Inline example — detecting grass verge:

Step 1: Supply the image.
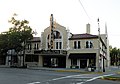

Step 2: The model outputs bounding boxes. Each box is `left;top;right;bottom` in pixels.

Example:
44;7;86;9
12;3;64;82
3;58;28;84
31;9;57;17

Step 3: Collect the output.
100;76;120;81
55;70;103;74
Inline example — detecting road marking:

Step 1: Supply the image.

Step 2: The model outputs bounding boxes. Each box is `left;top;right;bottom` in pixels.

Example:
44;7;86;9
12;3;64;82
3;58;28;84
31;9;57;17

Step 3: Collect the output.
86;74;114;82
27;74;114;84
76;74;114;84
27;74;84;84
27;82;40;84
51;74;85;81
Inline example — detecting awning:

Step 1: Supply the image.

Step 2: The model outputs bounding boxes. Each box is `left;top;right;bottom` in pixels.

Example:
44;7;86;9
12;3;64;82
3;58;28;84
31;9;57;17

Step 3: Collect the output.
69;53;96;59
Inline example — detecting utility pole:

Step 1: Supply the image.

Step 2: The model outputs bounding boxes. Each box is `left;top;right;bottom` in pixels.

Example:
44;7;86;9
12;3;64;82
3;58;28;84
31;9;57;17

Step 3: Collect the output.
97;18;101;72
97;18;105;72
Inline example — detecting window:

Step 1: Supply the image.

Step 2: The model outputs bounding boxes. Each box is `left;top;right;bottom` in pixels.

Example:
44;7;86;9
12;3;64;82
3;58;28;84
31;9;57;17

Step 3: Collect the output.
55;42;62;49
37;43;39;49
86;41;89;48
34;43;39;50
54;31;61;39
86;41;93;48
25;55;38;62
59;42;62;49
47;30;62;50
74;41;81;49
71;59;77;66
56;42;58;49
78;41;81;49
27;44;31;50
90;41;93;48
74;41;77;49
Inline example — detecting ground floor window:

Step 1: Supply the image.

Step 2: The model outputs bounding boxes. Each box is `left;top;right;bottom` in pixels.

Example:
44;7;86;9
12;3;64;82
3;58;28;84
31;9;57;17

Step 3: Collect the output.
43;56;66;68
71;59;77;66
25;55;38;62
89;59;96;66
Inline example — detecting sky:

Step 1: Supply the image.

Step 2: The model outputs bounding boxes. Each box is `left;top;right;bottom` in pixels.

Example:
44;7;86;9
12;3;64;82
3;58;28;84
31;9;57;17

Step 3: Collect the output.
0;0;120;48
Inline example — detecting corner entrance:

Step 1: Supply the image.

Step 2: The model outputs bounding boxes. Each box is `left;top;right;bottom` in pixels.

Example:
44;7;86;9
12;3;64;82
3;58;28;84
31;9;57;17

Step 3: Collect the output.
80;59;87;68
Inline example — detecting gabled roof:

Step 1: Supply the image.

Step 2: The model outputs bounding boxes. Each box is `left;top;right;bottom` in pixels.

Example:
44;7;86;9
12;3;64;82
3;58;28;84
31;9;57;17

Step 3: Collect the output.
69;33;98;40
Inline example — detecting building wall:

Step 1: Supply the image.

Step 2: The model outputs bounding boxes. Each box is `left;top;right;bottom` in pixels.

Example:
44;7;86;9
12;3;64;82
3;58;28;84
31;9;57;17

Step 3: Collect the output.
23;22;109;71
69;38;99;50
41;23;68;50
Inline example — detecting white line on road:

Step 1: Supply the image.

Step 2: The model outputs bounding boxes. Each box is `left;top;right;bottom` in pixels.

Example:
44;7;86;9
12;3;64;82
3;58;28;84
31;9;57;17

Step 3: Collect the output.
86;74;114;82
27;74;84;84
52;74;85;81
27;82;41;84
27;74;114;84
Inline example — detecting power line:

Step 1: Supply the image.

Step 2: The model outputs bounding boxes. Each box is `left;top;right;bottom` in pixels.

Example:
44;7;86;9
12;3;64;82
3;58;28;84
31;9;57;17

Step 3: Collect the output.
78;0;90;20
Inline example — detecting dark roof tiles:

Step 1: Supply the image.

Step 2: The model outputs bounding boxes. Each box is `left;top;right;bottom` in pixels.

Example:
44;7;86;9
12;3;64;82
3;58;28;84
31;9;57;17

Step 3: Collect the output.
69;33;98;40
28;37;40;42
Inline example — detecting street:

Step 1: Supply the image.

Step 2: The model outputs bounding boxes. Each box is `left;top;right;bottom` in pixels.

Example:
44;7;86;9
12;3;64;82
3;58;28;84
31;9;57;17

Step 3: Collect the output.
0;68;119;84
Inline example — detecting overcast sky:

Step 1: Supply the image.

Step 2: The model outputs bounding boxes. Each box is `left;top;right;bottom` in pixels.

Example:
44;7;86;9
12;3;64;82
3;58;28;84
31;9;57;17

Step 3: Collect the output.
0;0;120;48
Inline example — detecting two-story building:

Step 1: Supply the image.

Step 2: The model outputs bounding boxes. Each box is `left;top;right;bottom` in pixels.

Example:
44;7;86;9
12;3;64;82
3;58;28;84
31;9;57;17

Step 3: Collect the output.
6;14;110;72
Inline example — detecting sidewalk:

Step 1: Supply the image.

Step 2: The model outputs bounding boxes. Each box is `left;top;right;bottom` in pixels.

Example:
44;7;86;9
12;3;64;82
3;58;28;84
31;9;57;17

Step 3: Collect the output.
27;66;88;73
27;66;120;74
0;65;119;74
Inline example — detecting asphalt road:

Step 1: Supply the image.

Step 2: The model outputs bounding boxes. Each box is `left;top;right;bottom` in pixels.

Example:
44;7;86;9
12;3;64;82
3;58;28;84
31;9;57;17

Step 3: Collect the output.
0;68;119;84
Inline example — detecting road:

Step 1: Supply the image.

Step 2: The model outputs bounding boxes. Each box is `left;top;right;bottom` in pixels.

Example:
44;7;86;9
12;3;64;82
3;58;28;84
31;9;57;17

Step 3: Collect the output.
0;68;119;84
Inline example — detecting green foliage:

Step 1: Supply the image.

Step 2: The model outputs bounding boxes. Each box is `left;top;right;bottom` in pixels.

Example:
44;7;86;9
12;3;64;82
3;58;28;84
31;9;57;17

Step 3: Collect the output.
0;15;33;54
110;46;120;66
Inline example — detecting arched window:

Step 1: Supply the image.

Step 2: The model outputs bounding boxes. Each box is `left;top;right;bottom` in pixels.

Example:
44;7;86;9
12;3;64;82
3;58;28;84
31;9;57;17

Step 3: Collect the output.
54;31;61;39
46;30;63;49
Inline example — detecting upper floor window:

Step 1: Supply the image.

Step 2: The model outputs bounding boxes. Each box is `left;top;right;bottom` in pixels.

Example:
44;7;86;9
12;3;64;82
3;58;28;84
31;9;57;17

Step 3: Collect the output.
34;43;39;50
47;30;62;49
74;41;81;49
74;41;77;49
78;41;81;49
55;42;62;49
27;44;31;50
86;41;93;48
54;31;61;39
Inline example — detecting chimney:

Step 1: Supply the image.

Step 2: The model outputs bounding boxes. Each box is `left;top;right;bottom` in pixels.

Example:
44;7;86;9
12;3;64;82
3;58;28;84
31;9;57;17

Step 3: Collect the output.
86;23;90;34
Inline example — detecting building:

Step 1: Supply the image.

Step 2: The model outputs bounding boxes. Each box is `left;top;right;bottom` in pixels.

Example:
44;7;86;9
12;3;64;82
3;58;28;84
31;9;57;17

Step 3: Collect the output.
6;14;110;71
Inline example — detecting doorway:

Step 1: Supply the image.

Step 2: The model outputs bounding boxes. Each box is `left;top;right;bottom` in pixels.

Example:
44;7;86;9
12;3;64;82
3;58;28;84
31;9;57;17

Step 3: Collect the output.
80;59;87;68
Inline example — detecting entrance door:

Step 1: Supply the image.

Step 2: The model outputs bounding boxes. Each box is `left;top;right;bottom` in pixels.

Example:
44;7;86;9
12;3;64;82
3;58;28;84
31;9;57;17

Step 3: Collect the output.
51;58;58;68
80;59;87;68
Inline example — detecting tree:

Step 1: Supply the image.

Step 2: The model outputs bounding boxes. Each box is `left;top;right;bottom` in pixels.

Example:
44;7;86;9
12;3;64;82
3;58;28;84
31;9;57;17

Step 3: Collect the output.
8;14;33;52
0;33;9;64
110;46;120;66
0;14;33;65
